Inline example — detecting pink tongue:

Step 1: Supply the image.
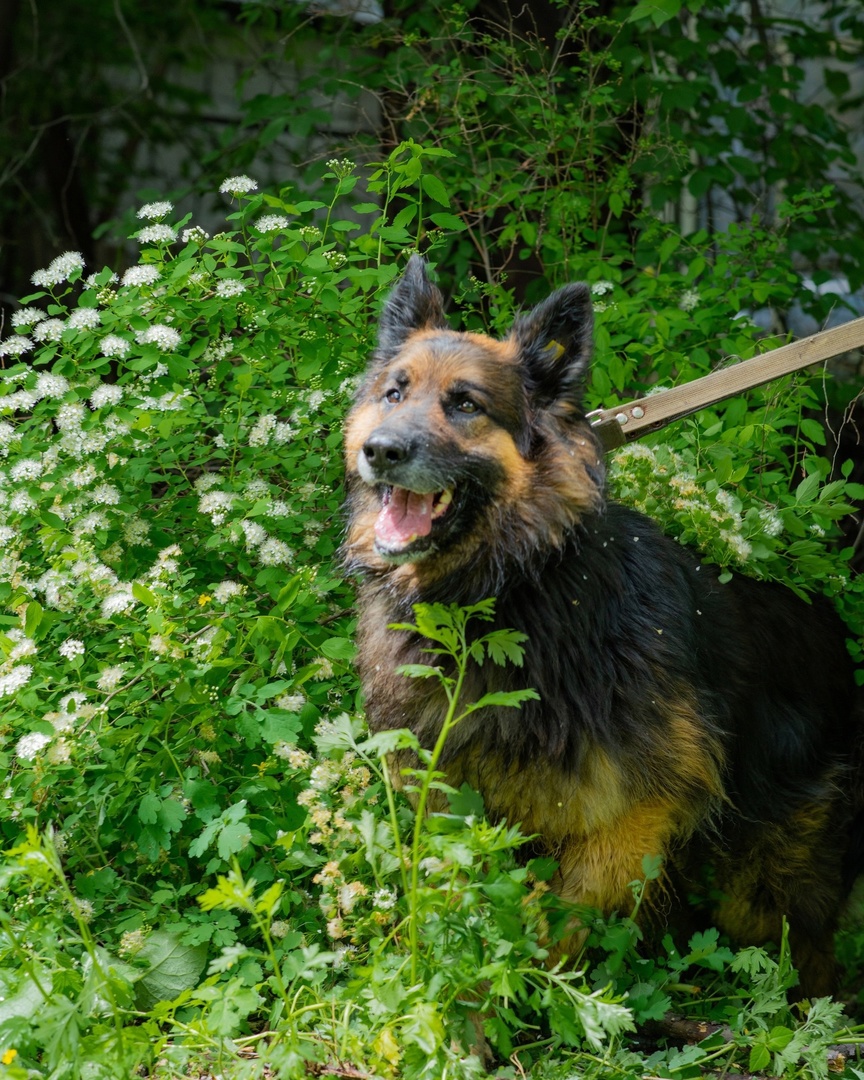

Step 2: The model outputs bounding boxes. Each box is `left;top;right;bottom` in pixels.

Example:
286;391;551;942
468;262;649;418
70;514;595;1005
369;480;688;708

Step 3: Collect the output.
375;487;434;546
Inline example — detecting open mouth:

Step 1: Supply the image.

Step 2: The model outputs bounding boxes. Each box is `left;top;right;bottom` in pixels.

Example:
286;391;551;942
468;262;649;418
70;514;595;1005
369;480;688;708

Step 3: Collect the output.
374;485;454;557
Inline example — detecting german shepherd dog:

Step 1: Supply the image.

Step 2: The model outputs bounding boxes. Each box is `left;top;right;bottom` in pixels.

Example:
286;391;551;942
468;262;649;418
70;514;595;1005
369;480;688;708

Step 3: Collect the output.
343;255;862;996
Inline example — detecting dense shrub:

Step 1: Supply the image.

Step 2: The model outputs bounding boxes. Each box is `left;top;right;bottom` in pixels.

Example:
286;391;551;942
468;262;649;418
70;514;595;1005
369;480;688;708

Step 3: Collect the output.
0;143;861;1077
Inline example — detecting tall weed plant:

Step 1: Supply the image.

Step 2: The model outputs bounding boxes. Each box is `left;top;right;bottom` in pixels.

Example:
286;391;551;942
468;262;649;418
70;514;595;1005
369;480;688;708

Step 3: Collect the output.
0;143;862;1076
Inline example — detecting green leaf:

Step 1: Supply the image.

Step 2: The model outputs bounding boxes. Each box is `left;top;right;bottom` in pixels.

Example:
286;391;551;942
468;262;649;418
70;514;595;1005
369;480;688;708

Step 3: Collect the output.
132;582;158;607
138;792;161;825
484;629;529;667
135;930;208;1010
24;601;43;638
471;689;540;709
421;174;450;207
319;635;356;661
217;821;252;860
429;212;465;231
394;663;442;679
795;472;821;504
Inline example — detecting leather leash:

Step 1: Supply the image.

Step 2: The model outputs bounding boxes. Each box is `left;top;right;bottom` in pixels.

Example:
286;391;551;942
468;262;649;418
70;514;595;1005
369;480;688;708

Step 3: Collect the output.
587;315;864;453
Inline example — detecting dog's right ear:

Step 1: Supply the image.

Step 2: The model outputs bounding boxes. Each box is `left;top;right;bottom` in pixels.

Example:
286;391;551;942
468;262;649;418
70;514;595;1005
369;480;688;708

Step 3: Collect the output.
377;255;449;358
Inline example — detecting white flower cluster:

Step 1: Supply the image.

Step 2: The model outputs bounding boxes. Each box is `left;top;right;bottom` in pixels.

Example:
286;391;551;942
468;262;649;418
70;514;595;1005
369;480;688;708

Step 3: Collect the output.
121;265;160;288
0;335;32;358
220;175;258;196
32;319;65;343
325;158;355;178
248;414;295;447
137;224;178;245
31;251;85;288
215;279;246;299
137;201;174;220
255;215;289;233
67;308;101;331
181;225;210;245
10;306;46;329
100;334;131;358
136;324;182;351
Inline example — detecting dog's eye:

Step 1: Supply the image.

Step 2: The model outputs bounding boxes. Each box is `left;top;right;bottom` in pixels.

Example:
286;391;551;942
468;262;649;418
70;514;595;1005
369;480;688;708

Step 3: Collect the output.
385;388;402;404
455;397;479;414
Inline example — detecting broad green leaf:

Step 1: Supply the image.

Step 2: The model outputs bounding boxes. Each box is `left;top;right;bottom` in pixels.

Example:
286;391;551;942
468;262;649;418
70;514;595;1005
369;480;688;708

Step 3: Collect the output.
135;930;208;1009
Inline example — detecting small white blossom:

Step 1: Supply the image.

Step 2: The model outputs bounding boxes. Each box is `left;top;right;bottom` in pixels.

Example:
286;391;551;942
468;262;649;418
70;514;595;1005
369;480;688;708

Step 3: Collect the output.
8;492;36;513
31;373;69;403
100;334;131;358
32;318;66;343
8;636;36;662
31;251;85;288
373;887;397;910
97;664;126;692
59;638;85;661
276;695;306;716
67;307;101;330
74;511;109;535
90;384;124;409
590;280;614;296
55;404;86;432
118;928;148;956
198;490;235;525
0;665;33;697
89;483;121;505
10;307;46;329
0;335;32;357
15;731;51;760
311;656;334;680
241;519;267;548
123;517;149;544
258;538;293;566
212;580;245;603
249;414;277;447
760;507;786;537
34;372;70;400
720;531;752;562
101;589;136;617
215;279;246;298
181;225;210;244
679;289;700;312
0;421;16;446
121;265;161;288
220;175;258;196
137;200;174;220
2;389;39;412
195;472;224;493
46;739;72;765
70;463;97;488
325;158;355;177
9;457;42;482
256;214;289;232
136;324;181;351
137;224;177;244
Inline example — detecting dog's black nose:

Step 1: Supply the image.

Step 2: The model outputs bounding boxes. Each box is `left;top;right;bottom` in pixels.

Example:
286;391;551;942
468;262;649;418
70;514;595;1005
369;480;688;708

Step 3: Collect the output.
362;431;410;471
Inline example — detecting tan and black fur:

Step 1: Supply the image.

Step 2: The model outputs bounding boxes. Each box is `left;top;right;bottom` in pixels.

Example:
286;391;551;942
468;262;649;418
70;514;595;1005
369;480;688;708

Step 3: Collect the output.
343;255;863;996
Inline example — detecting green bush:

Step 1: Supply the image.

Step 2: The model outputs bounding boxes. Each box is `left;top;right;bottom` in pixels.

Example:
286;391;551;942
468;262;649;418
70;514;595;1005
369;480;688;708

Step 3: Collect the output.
0;143;861;1077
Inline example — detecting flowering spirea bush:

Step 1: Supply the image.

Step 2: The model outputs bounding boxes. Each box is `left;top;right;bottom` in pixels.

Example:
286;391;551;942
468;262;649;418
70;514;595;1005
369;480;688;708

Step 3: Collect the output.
0;141;861;1077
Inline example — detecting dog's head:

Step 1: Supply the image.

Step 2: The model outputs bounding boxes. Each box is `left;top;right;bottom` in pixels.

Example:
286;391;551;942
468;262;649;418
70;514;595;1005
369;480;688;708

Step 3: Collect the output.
343;256;605;584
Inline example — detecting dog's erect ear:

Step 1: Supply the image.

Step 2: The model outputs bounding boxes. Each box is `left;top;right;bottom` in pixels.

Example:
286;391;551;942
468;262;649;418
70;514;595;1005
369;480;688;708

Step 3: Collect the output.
509;283;593;408
377;255;449;358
